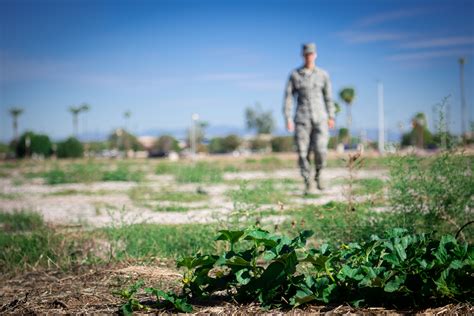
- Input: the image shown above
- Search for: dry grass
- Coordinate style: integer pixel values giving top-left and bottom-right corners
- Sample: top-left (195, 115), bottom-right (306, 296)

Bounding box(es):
top-left (1, 259), bottom-right (472, 315)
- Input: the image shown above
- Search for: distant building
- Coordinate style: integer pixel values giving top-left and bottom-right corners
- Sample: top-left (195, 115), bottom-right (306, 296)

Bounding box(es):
top-left (137, 136), bottom-right (157, 150)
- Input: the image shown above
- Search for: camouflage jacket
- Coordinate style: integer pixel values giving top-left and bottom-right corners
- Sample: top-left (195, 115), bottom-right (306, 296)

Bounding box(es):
top-left (283, 66), bottom-right (335, 124)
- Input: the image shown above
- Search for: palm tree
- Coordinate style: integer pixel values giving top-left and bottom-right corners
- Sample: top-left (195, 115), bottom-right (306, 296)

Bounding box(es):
top-left (123, 110), bottom-right (131, 131)
top-left (339, 87), bottom-right (356, 143)
top-left (333, 102), bottom-right (342, 145)
top-left (412, 112), bottom-right (427, 148)
top-left (9, 107), bottom-right (23, 142)
top-left (69, 103), bottom-right (90, 137)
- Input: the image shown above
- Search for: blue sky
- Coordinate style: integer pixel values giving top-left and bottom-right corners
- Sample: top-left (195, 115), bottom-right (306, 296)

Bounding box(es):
top-left (1, 0), bottom-right (473, 141)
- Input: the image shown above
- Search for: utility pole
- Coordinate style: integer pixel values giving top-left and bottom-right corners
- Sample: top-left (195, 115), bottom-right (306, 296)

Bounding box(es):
top-left (459, 58), bottom-right (467, 142)
top-left (377, 81), bottom-right (385, 155)
top-left (191, 113), bottom-right (199, 160)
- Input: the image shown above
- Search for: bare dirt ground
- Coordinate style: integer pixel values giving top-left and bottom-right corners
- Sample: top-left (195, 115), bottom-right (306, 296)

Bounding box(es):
top-left (1, 262), bottom-right (471, 315)
top-left (0, 167), bottom-right (388, 227)
top-left (1, 155), bottom-right (472, 314)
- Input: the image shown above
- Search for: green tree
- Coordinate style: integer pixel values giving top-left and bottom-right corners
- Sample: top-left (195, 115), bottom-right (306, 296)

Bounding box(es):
top-left (109, 129), bottom-right (143, 151)
top-left (245, 103), bottom-right (275, 135)
top-left (69, 103), bottom-right (90, 137)
top-left (57, 137), bottom-right (84, 158)
top-left (209, 134), bottom-right (241, 154)
top-left (153, 135), bottom-right (180, 154)
top-left (400, 113), bottom-right (435, 149)
top-left (15, 131), bottom-right (53, 158)
top-left (333, 102), bottom-right (342, 145)
top-left (9, 107), bottom-right (23, 142)
top-left (338, 127), bottom-right (350, 145)
top-left (412, 112), bottom-right (430, 148)
top-left (271, 136), bottom-right (294, 152)
top-left (339, 87), bottom-right (355, 135)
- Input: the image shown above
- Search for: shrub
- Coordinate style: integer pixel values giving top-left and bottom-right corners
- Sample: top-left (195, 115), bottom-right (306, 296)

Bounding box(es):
top-left (209, 134), bottom-right (241, 154)
top-left (339, 128), bottom-right (349, 144)
top-left (174, 162), bottom-right (223, 183)
top-left (118, 227), bottom-right (473, 312)
top-left (401, 130), bottom-right (435, 148)
top-left (57, 137), bottom-right (84, 158)
top-left (0, 210), bottom-right (44, 232)
top-left (222, 134), bottom-right (241, 151)
top-left (271, 136), bottom-right (294, 152)
top-left (102, 165), bottom-right (143, 182)
top-left (108, 129), bottom-right (143, 151)
top-left (388, 151), bottom-right (474, 238)
top-left (44, 162), bottom-right (103, 184)
top-left (208, 137), bottom-right (224, 154)
top-left (0, 142), bottom-right (9, 154)
top-left (250, 138), bottom-right (271, 152)
top-left (153, 135), bottom-right (180, 154)
top-left (15, 131), bottom-right (53, 158)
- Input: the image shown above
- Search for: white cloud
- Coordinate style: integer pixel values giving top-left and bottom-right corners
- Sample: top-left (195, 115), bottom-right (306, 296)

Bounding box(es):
top-left (386, 48), bottom-right (474, 61)
top-left (338, 31), bottom-right (409, 44)
top-left (355, 8), bottom-right (431, 28)
top-left (399, 36), bottom-right (474, 49)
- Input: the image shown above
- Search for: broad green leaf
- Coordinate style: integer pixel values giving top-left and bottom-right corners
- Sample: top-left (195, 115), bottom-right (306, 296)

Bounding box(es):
top-left (394, 242), bottom-right (407, 261)
top-left (320, 243), bottom-right (329, 256)
top-left (449, 259), bottom-right (463, 270)
top-left (236, 269), bottom-right (252, 285)
top-left (224, 255), bottom-right (252, 267)
top-left (291, 289), bottom-right (316, 306)
top-left (384, 275), bottom-right (405, 292)
top-left (177, 254), bottom-right (218, 269)
top-left (215, 230), bottom-right (245, 244)
top-left (173, 298), bottom-right (193, 313)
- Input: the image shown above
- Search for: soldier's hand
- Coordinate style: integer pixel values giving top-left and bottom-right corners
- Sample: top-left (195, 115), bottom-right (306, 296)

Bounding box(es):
top-left (286, 120), bottom-right (294, 132)
top-left (328, 118), bottom-right (335, 129)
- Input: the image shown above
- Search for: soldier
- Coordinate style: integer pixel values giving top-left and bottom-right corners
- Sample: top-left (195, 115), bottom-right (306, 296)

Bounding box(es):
top-left (283, 43), bottom-right (335, 195)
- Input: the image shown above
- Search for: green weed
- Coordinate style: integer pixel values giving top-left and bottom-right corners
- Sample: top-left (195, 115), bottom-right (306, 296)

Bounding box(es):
top-left (129, 186), bottom-right (208, 204)
top-left (104, 224), bottom-right (217, 259)
top-left (388, 151), bottom-right (473, 239)
top-left (118, 226), bottom-right (473, 312)
top-left (0, 210), bottom-right (44, 232)
top-left (228, 179), bottom-right (288, 206)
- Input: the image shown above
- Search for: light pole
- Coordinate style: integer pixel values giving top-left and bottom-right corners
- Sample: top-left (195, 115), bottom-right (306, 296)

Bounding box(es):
top-left (191, 113), bottom-right (199, 159)
top-left (459, 58), bottom-right (467, 142)
top-left (377, 81), bottom-right (385, 155)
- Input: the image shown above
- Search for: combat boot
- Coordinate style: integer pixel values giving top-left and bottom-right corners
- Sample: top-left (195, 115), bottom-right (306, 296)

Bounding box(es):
top-left (315, 169), bottom-right (326, 191)
top-left (304, 178), bottom-right (315, 196)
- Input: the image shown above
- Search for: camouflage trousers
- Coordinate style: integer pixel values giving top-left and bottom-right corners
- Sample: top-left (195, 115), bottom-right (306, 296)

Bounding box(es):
top-left (294, 121), bottom-right (329, 181)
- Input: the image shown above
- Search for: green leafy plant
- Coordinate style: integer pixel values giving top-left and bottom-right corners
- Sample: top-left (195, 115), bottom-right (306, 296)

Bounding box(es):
top-left (114, 280), bottom-right (145, 315)
top-left (56, 137), bottom-right (84, 158)
top-left (15, 131), bottom-right (53, 158)
top-left (117, 226), bottom-right (473, 312)
top-left (388, 151), bottom-right (474, 240)
top-left (172, 227), bottom-right (472, 310)
top-left (145, 288), bottom-right (193, 312)
top-left (102, 165), bottom-right (143, 182)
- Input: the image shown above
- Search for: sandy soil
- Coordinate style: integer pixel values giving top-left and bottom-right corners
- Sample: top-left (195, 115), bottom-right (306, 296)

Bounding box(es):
top-left (0, 168), bottom-right (388, 227)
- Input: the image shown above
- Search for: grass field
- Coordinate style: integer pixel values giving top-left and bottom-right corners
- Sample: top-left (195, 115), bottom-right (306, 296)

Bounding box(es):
top-left (0, 151), bottom-right (472, 314)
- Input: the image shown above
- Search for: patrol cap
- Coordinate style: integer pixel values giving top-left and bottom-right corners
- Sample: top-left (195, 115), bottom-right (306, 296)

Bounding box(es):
top-left (302, 43), bottom-right (317, 55)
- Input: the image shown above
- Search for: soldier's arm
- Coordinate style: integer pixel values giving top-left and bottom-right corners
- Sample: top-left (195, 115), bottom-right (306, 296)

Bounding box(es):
top-left (323, 72), bottom-right (335, 119)
top-left (283, 74), bottom-right (295, 123)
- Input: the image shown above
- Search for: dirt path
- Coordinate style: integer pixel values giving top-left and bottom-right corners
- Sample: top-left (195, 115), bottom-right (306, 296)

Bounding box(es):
top-left (0, 168), bottom-right (388, 227)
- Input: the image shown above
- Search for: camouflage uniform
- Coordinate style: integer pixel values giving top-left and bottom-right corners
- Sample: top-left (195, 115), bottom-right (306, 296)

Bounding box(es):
top-left (283, 52), bottom-right (335, 187)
